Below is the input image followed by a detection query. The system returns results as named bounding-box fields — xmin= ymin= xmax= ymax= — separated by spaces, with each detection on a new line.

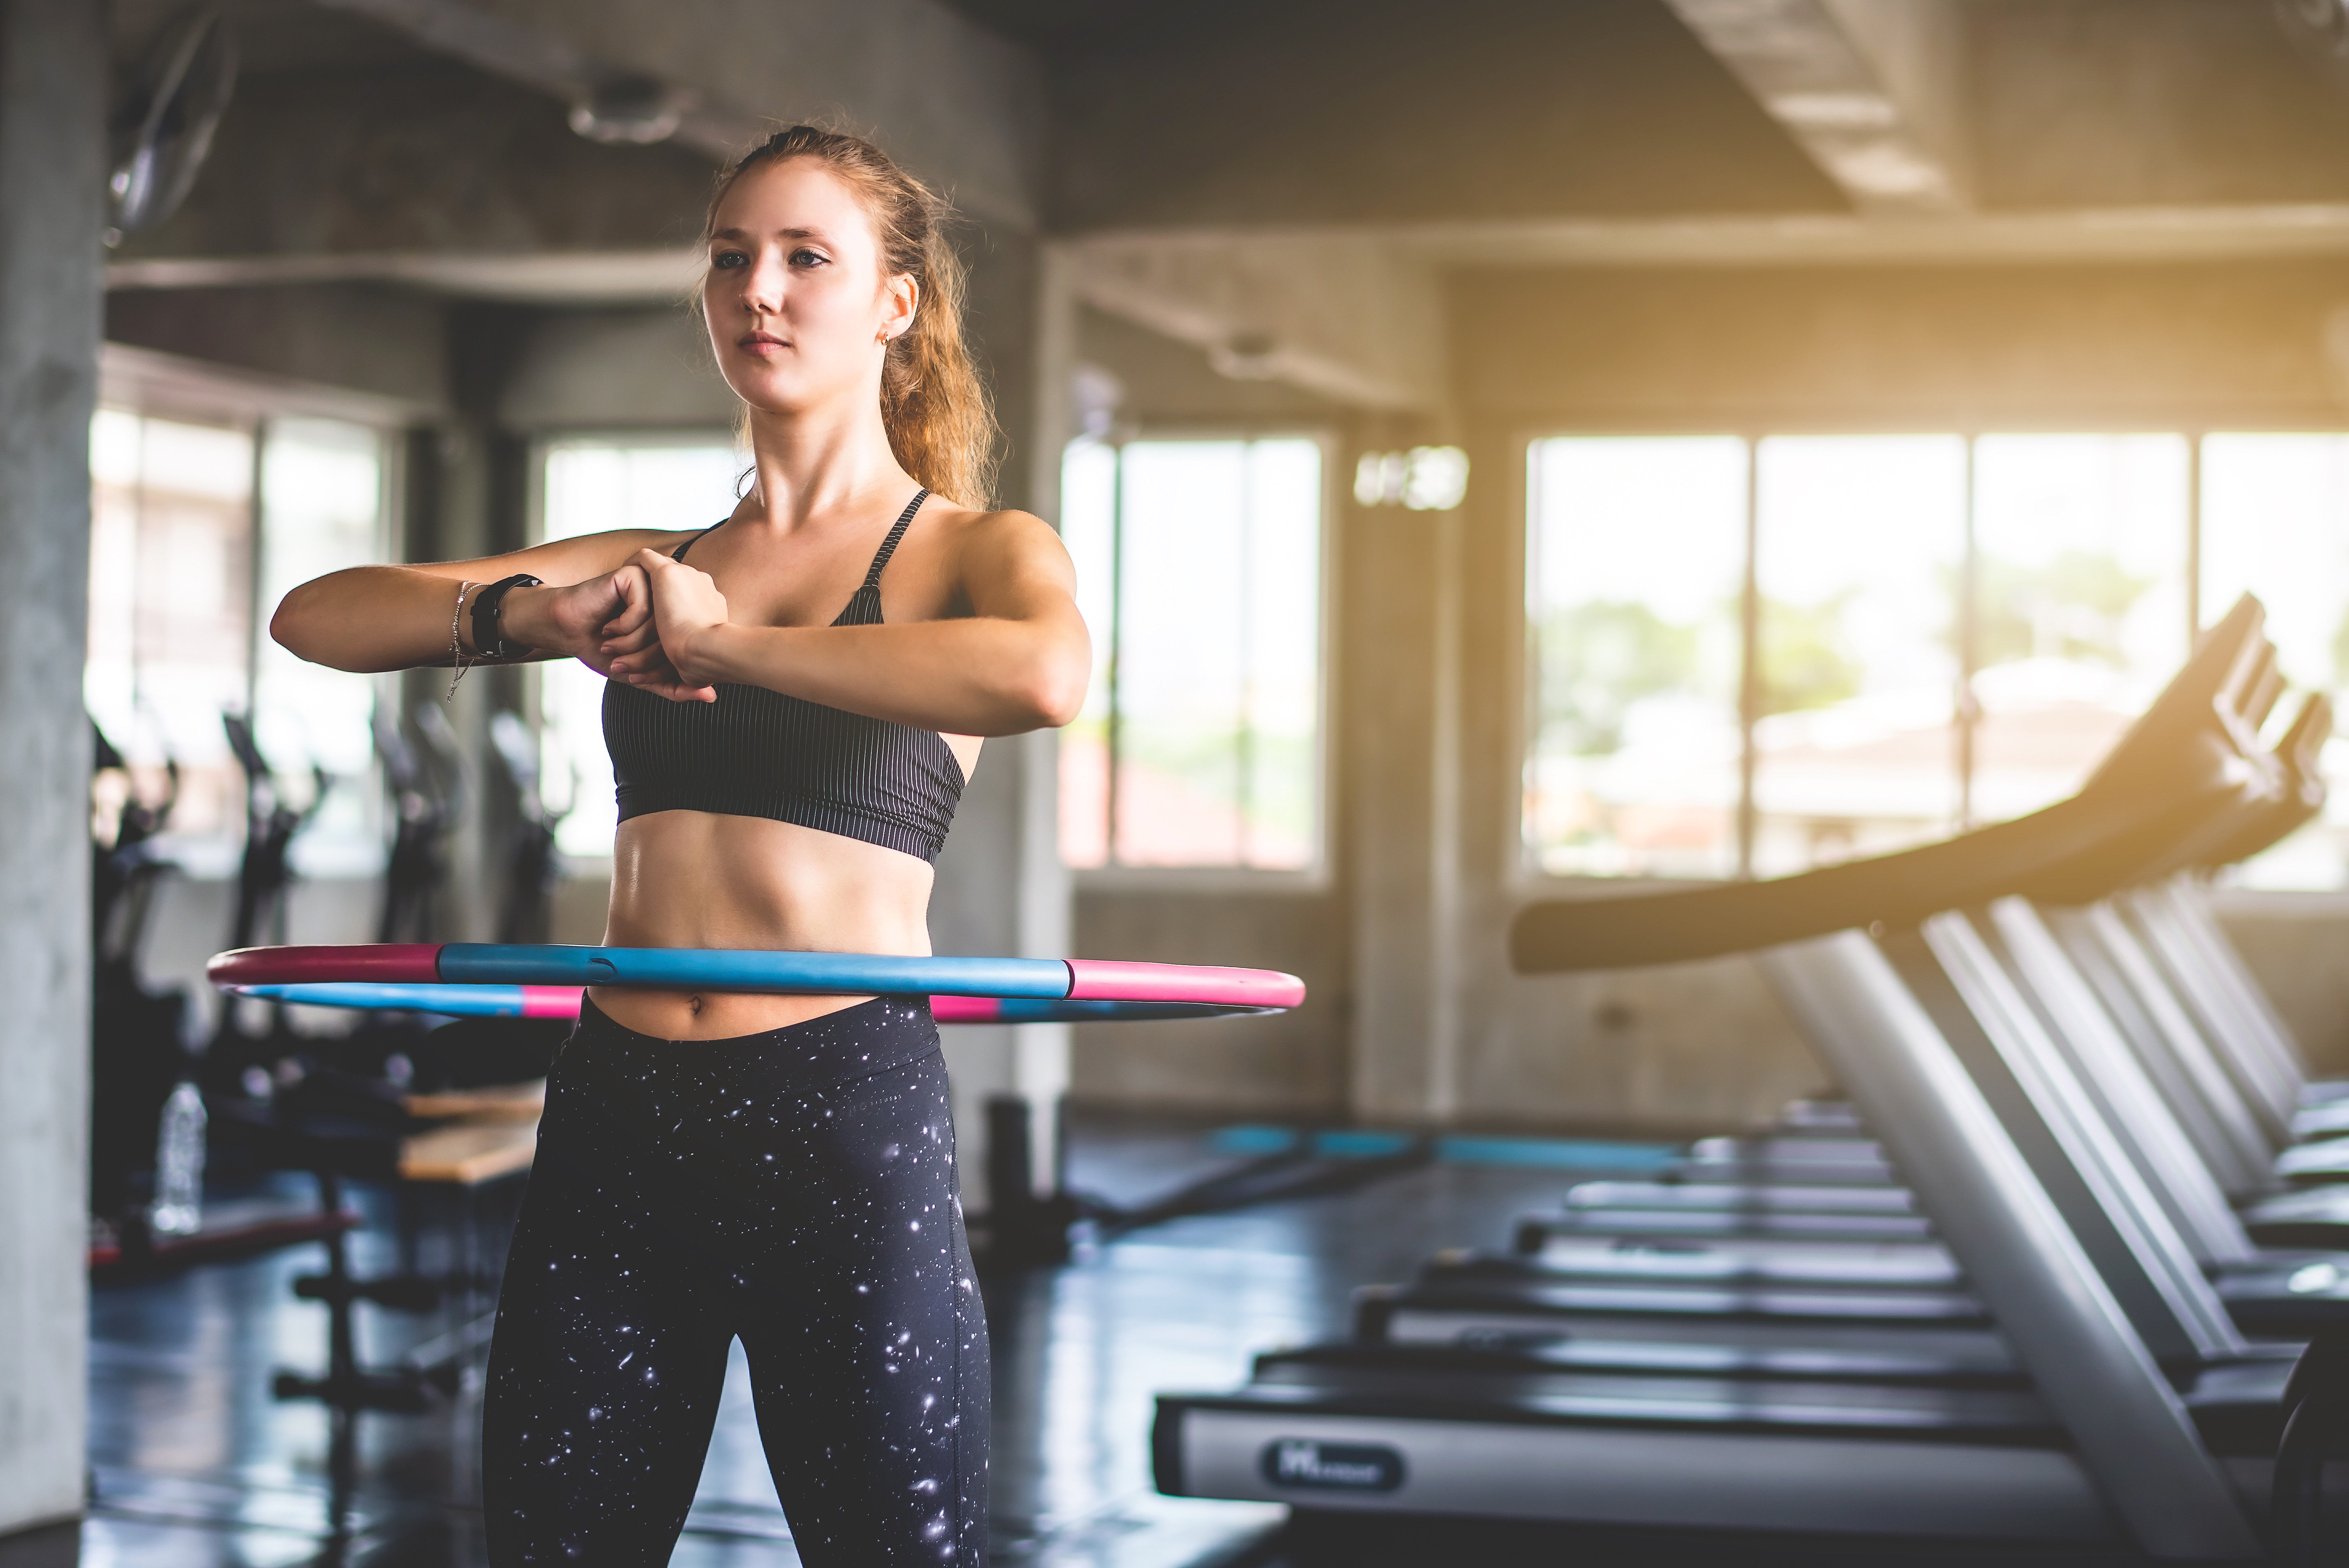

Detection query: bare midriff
xmin=591 ymin=808 xmax=945 ymax=1040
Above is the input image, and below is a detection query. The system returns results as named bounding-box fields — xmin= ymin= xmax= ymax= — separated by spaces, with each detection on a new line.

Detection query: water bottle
xmin=150 ymin=1081 xmax=207 ymax=1238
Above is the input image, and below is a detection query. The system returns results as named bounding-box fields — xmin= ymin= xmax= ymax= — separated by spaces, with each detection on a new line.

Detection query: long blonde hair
xmin=702 ymin=125 xmax=999 ymax=509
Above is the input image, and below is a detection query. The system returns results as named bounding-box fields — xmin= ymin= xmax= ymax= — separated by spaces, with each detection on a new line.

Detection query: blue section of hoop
xmin=435 ymin=944 xmax=1074 ymax=998
xmin=237 ymin=982 xmax=533 ymax=1016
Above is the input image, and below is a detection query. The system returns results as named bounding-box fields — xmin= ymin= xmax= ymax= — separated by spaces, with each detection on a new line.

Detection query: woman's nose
xmin=744 ymin=255 xmax=787 ymax=315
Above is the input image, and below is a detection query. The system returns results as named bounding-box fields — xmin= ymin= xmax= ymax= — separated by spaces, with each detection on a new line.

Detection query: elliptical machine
xmin=88 ymin=719 xmax=192 ymax=1246
xmin=207 ymin=712 xmax=332 ymax=1095
xmin=391 ymin=707 xmax=573 ymax=1090
xmin=488 ymin=708 xmax=564 ymax=946
xmin=330 ymin=702 xmax=570 ymax=1091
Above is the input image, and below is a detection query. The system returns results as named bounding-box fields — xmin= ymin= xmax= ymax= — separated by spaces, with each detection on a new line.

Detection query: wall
xmin=1455 ymin=258 xmax=2349 ymax=432
xmin=1063 ymin=253 xmax=2349 ymax=1136
xmin=2212 ymin=893 xmax=2349 ymax=1076
xmin=107 ymin=284 xmax=451 ymax=413
xmin=1434 ymin=256 xmax=2349 ymax=1135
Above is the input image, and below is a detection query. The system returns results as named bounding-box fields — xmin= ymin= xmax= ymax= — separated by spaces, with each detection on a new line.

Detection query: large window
xmin=2202 ymin=436 xmax=2349 ymax=888
xmin=536 ymin=436 xmax=745 ymax=859
xmin=89 ymin=408 xmax=388 ymax=877
xmin=1059 ymin=436 xmax=1327 ymax=873
xmin=1526 ymin=431 xmax=2345 ymax=887
xmin=1524 ymin=437 xmax=1745 ymax=879
xmin=253 ymin=418 xmax=392 ymax=876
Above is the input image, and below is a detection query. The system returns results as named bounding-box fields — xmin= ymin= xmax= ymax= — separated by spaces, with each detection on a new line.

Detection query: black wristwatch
xmin=471 ymin=574 xmax=543 ymax=659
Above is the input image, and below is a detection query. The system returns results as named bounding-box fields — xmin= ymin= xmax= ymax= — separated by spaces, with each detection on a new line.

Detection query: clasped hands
xmin=524 ymin=549 xmax=731 ymax=704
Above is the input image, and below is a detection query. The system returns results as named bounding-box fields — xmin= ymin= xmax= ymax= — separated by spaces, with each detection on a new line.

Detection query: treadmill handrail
xmin=1760 ymin=933 xmax=2262 ymax=1558
xmin=2187 ymin=691 xmax=2331 ymax=872
xmin=1512 ymin=763 xmax=2263 ymax=973
xmin=1513 ymin=598 xmax=2279 ymax=974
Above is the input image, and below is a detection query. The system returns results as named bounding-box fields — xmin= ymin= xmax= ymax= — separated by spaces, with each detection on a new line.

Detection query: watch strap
xmin=471 ymin=574 xmax=543 ymax=660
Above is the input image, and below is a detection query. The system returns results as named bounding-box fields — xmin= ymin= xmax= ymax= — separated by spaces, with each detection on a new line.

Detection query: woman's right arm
xmin=269 ymin=529 xmax=688 ymax=674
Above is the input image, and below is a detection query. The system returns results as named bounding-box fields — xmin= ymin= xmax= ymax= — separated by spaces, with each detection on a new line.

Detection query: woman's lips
xmin=738 ymin=332 xmax=789 ymax=353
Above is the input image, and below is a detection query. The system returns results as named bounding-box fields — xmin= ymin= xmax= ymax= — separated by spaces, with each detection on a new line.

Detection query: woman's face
xmin=702 ymin=158 xmax=914 ymax=417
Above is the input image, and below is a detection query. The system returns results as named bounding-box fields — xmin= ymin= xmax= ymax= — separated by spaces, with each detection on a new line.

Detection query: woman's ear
xmin=883 ymin=274 xmax=919 ymax=342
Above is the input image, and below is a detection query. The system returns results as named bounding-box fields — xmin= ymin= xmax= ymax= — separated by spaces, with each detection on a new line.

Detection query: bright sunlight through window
xmin=538 ymin=437 xmax=746 ymax=859
xmin=1060 ymin=436 xmax=1326 ymax=872
xmin=1527 ymin=431 xmax=2347 ymax=889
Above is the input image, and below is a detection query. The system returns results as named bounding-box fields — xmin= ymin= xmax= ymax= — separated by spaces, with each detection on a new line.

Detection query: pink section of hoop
xmin=207 ymin=943 xmax=444 ymax=988
xmin=1064 ymin=959 xmax=1305 ymax=1009
xmin=522 ymin=986 xmax=586 ymax=1018
xmin=929 ymin=995 xmax=1003 ymax=1023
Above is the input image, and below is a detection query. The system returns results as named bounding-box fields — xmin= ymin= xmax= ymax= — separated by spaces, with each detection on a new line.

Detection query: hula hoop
xmin=207 ymin=943 xmax=1305 ymax=1024
xmin=219 ymin=982 xmax=1275 ymax=1025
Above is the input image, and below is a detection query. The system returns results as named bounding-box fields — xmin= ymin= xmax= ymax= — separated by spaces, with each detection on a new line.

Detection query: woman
xmin=271 ymin=125 xmax=1089 ymax=1564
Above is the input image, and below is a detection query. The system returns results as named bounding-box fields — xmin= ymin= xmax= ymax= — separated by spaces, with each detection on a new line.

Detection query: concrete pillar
xmin=1344 ymin=477 xmax=1465 ymax=1126
xmin=932 ymin=727 xmax=1070 ymax=1208
xmin=0 ymin=0 xmax=106 ymax=1535
xmin=932 ymin=231 xmax=1073 ymax=1226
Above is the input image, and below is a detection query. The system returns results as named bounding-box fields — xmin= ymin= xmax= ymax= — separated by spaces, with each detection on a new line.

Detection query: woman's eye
xmin=712 ymin=251 xmax=747 ymax=270
xmin=789 ymin=249 xmax=828 ymax=268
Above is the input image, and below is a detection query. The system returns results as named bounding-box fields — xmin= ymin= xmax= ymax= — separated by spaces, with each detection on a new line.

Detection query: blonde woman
xmin=270 ymin=124 xmax=1089 ymax=1564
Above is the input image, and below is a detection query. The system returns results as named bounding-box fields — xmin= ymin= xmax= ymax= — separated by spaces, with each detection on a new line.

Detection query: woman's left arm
xmin=608 ymin=510 xmax=1092 ymax=736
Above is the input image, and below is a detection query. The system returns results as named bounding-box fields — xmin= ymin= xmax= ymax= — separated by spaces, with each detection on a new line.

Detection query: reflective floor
xmin=43 ymin=1114 xmax=1572 ymax=1568
xmin=14 ymin=1114 xmax=2161 ymax=1568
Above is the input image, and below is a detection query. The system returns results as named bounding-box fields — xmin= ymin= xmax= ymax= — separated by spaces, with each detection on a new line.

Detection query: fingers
xmin=599 ymin=565 xmax=653 ymax=632
xmin=641 ymin=678 xmax=720 ymax=704
xmin=609 ymin=651 xmax=716 ymax=703
xmin=606 ymin=645 xmax=714 ymax=701
xmin=599 ymin=619 xmax=661 ymax=658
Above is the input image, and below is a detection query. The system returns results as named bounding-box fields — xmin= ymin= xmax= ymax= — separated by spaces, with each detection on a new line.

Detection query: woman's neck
xmin=737 ymin=397 xmax=914 ymax=531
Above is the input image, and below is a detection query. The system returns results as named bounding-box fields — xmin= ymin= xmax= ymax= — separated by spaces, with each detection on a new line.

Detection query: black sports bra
xmin=601 ymin=489 xmax=966 ymax=861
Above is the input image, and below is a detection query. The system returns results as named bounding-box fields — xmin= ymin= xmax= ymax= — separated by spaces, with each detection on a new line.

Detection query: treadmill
xmin=1506 ymin=610 xmax=2349 ymax=1242
xmin=1516 ymin=697 xmax=2347 ymax=1271
xmin=1405 ymin=610 xmax=2349 ymax=1332
xmin=1154 ymin=610 xmax=2313 ymax=1551
xmin=1157 ymin=896 xmax=2289 ymax=1551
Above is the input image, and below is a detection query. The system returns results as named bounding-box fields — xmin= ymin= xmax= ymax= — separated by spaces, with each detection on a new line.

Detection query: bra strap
xmin=859 ymin=488 xmax=930 ymax=590
xmin=673 ymin=523 xmax=722 ymax=562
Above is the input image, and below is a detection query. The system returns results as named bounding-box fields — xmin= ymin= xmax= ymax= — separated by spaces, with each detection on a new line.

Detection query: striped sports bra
xmin=601 ymin=489 xmax=966 ymax=862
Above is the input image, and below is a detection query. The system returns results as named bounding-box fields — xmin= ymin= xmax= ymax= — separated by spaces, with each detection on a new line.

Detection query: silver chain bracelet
xmin=445 ymin=579 xmax=478 ymax=701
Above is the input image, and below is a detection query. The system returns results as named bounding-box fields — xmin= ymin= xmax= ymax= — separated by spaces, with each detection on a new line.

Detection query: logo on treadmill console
xmin=1260 ymin=1439 xmax=1406 ymax=1492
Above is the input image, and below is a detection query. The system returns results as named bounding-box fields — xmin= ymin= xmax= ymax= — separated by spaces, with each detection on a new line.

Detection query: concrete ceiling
xmin=101 ymin=0 xmax=2349 ymax=413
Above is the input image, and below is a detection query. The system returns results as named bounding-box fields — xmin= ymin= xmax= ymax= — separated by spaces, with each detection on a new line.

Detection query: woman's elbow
xmin=1003 ymin=651 xmax=1089 ymax=732
xmin=268 ymin=593 xmax=312 ymax=660
xmin=270 ymin=586 xmax=373 ymax=671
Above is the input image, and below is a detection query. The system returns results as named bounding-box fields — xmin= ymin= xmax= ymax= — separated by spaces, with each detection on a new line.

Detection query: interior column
xmin=930 ymin=230 xmax=1075 ymax=1256
xmin=0 ymin=0 xmax=106 ymax=1536
xmin=1345 ymin=467 xmax=1466 ymax=1126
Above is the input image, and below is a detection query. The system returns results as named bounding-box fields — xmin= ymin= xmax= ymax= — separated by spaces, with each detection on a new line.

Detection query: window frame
xmin=1064 ymin=422 xmax=1340 ymax=893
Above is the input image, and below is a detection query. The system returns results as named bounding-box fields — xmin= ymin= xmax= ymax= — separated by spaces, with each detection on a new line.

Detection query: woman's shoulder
xmin=924 ymin=499 xmax=1056 ymax=550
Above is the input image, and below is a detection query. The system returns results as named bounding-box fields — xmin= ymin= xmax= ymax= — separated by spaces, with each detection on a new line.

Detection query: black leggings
xmin=482 ymin=997 xmax=988 ymax=1565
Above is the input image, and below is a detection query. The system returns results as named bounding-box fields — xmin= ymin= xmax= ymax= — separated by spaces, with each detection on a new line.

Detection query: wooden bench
xmin=398 ymin=1116 xmax=539 ymax=1184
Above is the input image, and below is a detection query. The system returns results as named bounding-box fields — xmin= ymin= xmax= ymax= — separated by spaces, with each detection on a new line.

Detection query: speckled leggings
xmin=482 ymin=997 xmax=988 ymax=1565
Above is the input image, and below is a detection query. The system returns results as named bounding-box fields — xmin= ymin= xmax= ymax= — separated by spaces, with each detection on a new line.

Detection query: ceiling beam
xmin=1066 ymin=235 xmax=1445 ymax=411
xmin=307 ymin=0 xmax=766 ymax=162
xmin=306 ymin=0 xmax=1044 ymax=228
xmin=1663 ymin=0 xmax=1970 ymax=214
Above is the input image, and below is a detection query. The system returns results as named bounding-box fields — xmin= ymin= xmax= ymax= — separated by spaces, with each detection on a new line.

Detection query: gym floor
xmin=11 ymin=1114 xmax=2165 ymax=1568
